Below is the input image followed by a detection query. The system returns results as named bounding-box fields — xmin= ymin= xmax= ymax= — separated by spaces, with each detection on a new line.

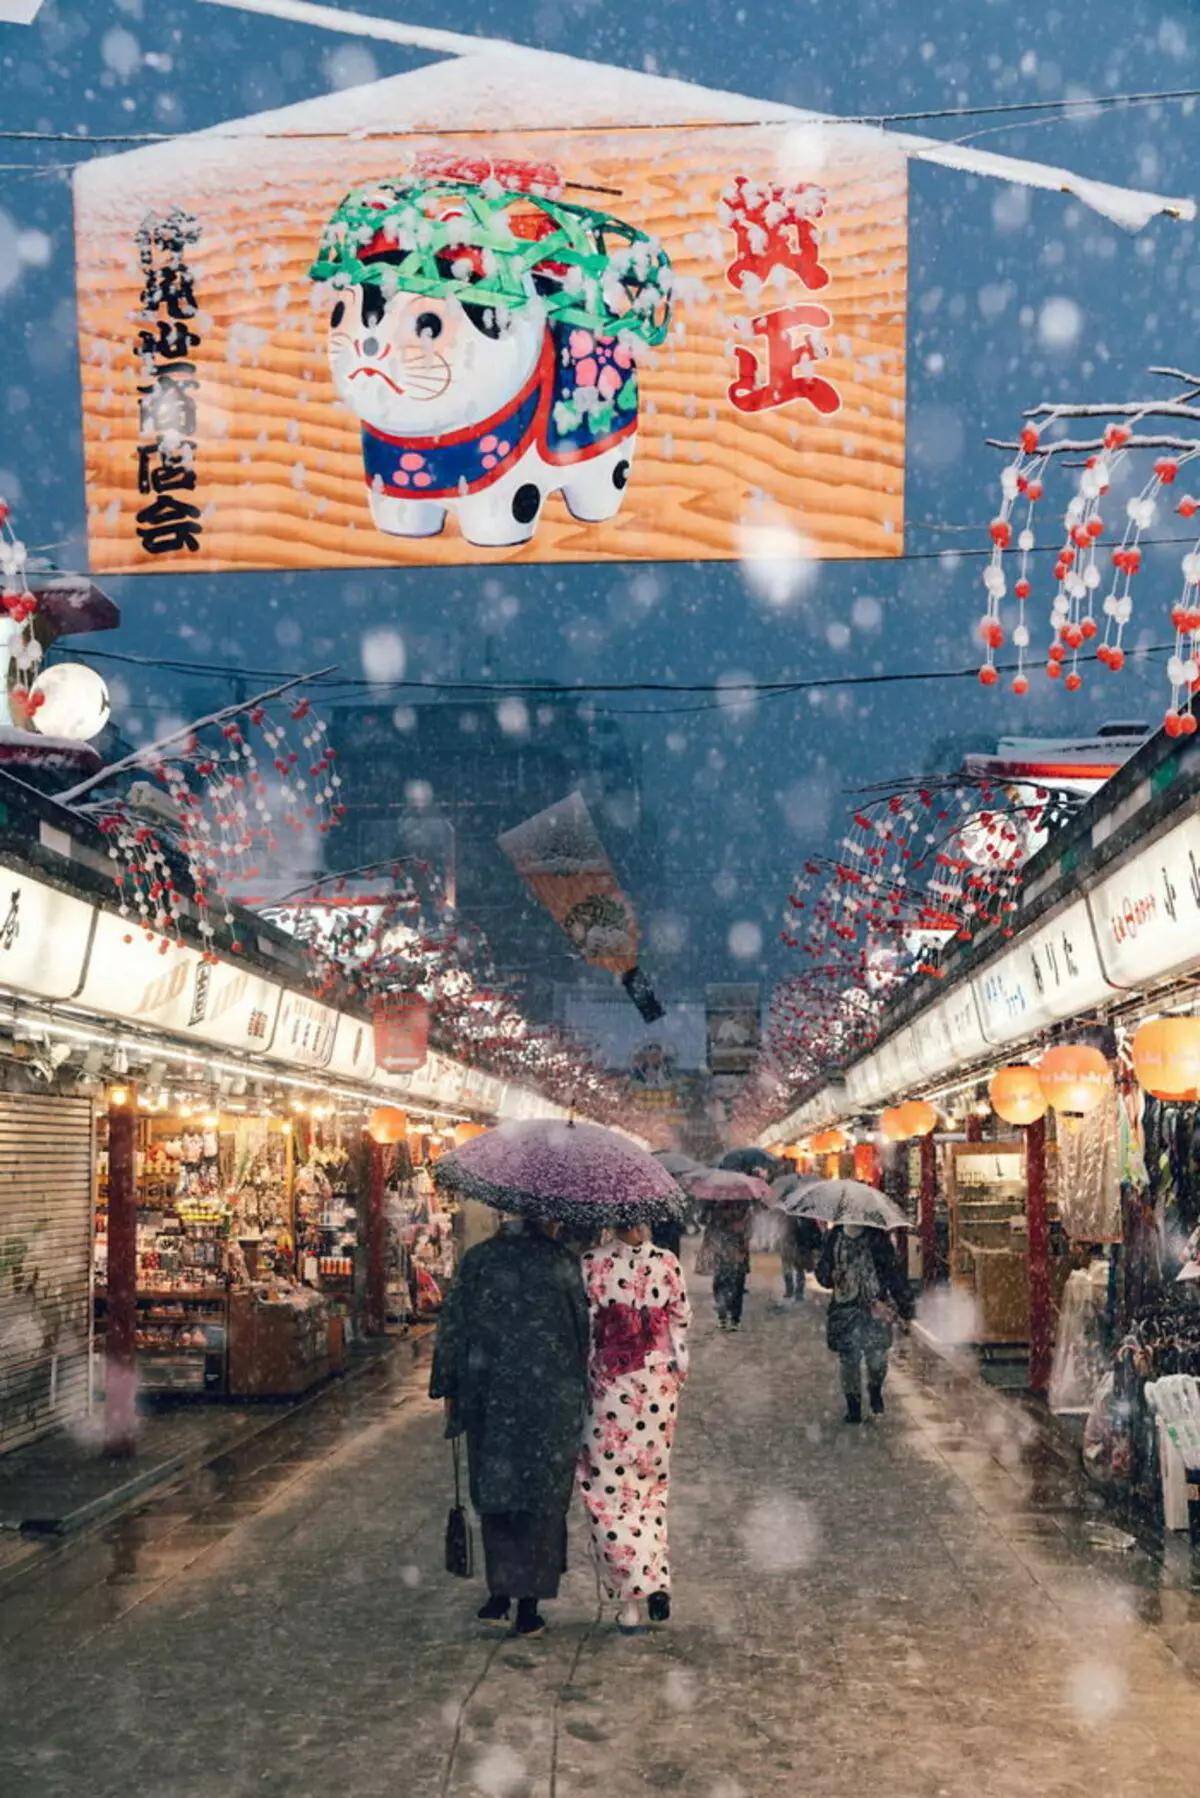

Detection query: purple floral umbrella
xmin=433 ymin=1118 xmax=685 ymax=1228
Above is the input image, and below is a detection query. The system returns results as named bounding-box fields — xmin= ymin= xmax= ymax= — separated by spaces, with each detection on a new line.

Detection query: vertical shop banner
xmin=705 ymin=984 xmax=761 ymax=1076
xmin=74 ymin=118 xmax=906 ymax=573
xmin=498 ymin=791 xmax=663 ymax=1020
xmin=373 ymin=993 xmax=431 ymax=1073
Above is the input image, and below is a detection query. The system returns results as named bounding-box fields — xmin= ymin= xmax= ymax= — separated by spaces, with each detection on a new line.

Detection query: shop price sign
xmin=82 ymin=911 xmax=281 ymax=1052
xmin=1088 ymin=813 xmax=1200 ymax=990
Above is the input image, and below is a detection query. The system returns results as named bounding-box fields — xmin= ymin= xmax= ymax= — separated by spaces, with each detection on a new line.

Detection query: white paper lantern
xmin=29 ymin=663 xmax=110 ymax=740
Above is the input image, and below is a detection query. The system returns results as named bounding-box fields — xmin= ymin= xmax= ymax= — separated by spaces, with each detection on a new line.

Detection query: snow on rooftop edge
xmin=72 ymin=37 xmax=1195 ymax=229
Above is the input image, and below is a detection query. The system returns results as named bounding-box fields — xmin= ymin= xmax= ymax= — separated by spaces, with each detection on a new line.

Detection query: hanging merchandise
xmin=1055 ymin=1088 xmax=1122 ymax=1243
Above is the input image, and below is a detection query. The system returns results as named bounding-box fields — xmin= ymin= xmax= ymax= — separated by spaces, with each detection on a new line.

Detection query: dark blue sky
xmin=1 ymin=0 xmax=1197 ymax=1031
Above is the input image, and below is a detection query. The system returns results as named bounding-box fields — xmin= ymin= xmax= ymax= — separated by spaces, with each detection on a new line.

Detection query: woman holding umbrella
xmin=688 ymin=1168 xmax=768 ymax=1332
xmin=808 ymin=1180 xmax=914 ymax=1422
xmin=431 ymin=1120 xmax=684 ymax=1637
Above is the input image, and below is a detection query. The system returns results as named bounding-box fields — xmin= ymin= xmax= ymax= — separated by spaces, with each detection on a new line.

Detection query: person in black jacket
xmin=430 ymin=1217 xmax=589 ymax=1637
xmin=780 ymin=1214 xmax=822 ymax=1302
xmin=815 ymin=1225 xmax=914 ymax=1423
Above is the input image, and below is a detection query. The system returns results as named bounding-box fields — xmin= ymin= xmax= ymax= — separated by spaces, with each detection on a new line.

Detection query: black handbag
xmin=445 ymin=1437 xmax=474 ymax=1579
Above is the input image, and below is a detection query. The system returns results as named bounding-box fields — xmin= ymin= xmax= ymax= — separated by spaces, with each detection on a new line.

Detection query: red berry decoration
xmin=1086 ymin=516 xmax=1104 ymax=538
xmin=1108 ymin=647 xmax=1125 ymax=672
xmin=1025 ymin=479 xmax=1043 ymax=502
xmin=1080 ymin=617 xmax=1098 ymax=640
xmin=1155 ymin=459 xmax=1179 ymax=484
xmin=1165 ymin=711 xmax=1184 ymax=738
xmin=978 ymin=665 xmax=999 ymax=687
xmin=1178 ymin=496 xmax=1198 ymax=519
xmin=990 ymin=518 xmax=1012 ymax=548
xmin=1048 ymin=641 xmax=1066 ymax=663
xmin=1014 ymin=578 xmax=1031 ymax=601
xmin=1020 ymin=426 xmax=1040 ymax=453
xmin=1065 ymin=671 xmax=1082 ymax=692
xmin=1047 ymin=661 xmax=1063 ymax=680
xmin=1012 ymin=675 xmax=1029 ymax=696
xmin=1183 ymin=713 xmax=1199 ymax=736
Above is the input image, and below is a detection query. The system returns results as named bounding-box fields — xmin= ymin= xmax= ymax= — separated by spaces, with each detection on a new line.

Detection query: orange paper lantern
xmin=1131 ymin=1018 xmax=1200 ymax=1101
xmin=367 ymin=1105 xmax=408 ymax=1145
xmin=880 ymin=1105 xmax=910 ymax=1143
xmin=988 ymin=1065 xmax=1047 ymax=1127
xmin=1038 ymin=1045 xmax=1111 ymax=1118
xmin=810 ymin=1128 xmax=849 ymax=1155
xmin=898 ymin=1100 xmax=938 ymax=1138
xmin=453 ymin=1121 xmax=488 ymax=1147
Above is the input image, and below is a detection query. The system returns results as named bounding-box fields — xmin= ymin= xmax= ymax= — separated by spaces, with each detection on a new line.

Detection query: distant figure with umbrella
xmin=770 ymin=1171 xmax=823 ymax=1303
xmin=432 ymin=1120 xmax=684 ymax=1637
xmin=578 ymin=1221 xmax=691 ymax=1632
xmin=687 ymin=1169 xmax=767 ymax=1332
xmin=783 ymin=1178 xmax=914 ymax=1422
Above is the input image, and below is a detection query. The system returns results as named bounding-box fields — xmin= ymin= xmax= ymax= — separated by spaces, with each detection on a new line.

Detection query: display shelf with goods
xmin=384 ymin=1138 xmax=457 ymax=1328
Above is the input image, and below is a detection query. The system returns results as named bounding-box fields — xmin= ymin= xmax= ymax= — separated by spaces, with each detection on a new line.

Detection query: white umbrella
xmin=780 ymin=1178 xmax=909 ymax=1232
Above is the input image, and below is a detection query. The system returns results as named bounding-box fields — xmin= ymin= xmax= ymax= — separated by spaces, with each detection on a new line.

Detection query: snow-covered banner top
xmin=74 ymin=108 xmax=907 ymax=572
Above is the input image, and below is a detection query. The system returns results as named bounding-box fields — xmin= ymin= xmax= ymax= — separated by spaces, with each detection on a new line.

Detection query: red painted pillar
xmin=1026 ymin=1115 xmax=1051 ymax=1396
xmin=919 ymin=1131 xmax=937 ymax=1289
xmin=965 ymin=1113 xmax=983 ymax=1143
xmin=366 ymin=1139 xmax=387 ymax=1336
xmin=105 ymin=1090 xmax=138 ymax=1457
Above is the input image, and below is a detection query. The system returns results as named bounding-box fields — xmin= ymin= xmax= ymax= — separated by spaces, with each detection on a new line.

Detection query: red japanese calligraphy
xmin=720 ymin=176 xmax=830 ymax=294
xmin=728 ymin=305 xmax=841 ymax=416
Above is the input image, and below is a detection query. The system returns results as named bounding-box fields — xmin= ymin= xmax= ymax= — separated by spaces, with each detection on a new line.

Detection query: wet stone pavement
xmin=5 ymin=1264 xmax=1200 ymax=1797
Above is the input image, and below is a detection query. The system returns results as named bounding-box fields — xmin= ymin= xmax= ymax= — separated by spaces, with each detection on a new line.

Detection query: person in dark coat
xmin=699 ymin=1199 xmax=752 ymax=1331
xmin=430 ymin=1217 xmax=589 ymax=1637
xmin=779 ymin=1214 xmax=822 ymax=1302
xmin=815 ymin=1225 xmax=914 ymax=1422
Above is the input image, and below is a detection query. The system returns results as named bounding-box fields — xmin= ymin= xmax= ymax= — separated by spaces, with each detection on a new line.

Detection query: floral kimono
xmin=577 ymin=1240 xmax=691 ymax=1603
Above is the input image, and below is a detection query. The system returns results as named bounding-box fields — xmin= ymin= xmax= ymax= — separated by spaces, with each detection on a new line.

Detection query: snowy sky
xmin=0 ymin=0 xmax=1197 ymax=1045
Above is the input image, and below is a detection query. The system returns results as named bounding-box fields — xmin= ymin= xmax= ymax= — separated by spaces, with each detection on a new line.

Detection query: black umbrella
xmin=721 ymin=1147 xmax=786 ymax=1179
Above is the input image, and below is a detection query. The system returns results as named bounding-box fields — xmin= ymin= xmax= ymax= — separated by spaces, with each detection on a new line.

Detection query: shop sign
xmin=909 ymin=1005 xmax=955 ymax=1080
xmin=372 ymin=993 xmax=430 ymax=1073
xmin=941 ymin=984 xmax=988 ymax=1064
xmin=1088 ymin=813 xmax=1200 ymax=990
xmin=328 ymin=1013 xmax=376 ymax=1083
xmin=974 ymin=898 xmax=1109 ymax=1045
xmin=81 ymin=911 xmax=280 ymax=1052
xmin=0 ymin=865 xmax=93 ymax=1001
xmin=272 ymin=990 xmax=338 ymax=1069
xmin=75 ymin=115 xmax=906 ymax=575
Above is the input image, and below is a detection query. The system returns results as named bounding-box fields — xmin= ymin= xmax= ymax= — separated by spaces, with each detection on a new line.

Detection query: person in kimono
xmin=577 ymin=1225 xmax=692 ymax=1632
xmin=430 ymin=1215 xmax=589 ymax=1638
xmin=816 ymin=1224 xmax=913 ymax=1423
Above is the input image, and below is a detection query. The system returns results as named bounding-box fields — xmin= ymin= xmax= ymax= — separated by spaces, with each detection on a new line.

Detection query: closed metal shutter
xmin=0 ymin=1093 xmax=95 ymax=1455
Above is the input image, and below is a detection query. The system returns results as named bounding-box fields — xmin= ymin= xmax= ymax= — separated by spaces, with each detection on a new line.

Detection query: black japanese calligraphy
xmin=134 ymin=209 xmax=203 ymax=555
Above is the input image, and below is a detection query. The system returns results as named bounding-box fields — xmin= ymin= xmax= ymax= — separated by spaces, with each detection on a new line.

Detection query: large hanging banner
xmin=73 ymin=124 xmax=907 ymax=572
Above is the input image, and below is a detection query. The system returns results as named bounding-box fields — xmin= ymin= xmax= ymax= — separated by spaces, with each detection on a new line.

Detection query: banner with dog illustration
xmin=73 ymin=124 xmax=907 ymax=572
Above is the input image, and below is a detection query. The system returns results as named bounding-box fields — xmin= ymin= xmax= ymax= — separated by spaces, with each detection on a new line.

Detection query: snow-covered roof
xmin=186 ymin=0 xmax=1195 ymax=231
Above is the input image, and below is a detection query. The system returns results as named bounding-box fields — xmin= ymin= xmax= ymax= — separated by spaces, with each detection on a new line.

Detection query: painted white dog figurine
xmin=324 ymin=271 xmax=641 ymax=550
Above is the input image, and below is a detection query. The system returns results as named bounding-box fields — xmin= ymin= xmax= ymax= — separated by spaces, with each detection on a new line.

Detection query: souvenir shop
xmin=0 ymin=844 xmax=558 ymax=1456
xmin=759 ymin=732 xmax=1200 ymax=1528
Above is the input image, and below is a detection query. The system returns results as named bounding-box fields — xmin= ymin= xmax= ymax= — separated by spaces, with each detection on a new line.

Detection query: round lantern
xmin=898 ymin=1100 xmax=938 ymax=1138
xmin=29 ymin=663 xmax=111 ymax=741
xmin=1038 ymin=1045 xmax=1111 ymax=1120
xmin=1131 ymin=1017 xmax=1200 ymax=1101
xmin=367 ymin=1105 xmax=408 ymax=1145
xmin=453 ymin=1121 xmax=488 ymax=1147
xmin=811 ymin=1128 xmax=848 ymax=1155
xmin=880 ymin=1105 xmax=910 ymax=1143
xmin=988 ymin=1064 xmax=1047 ymax=1127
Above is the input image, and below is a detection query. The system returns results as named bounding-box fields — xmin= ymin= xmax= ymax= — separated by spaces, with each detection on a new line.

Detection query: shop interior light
xmin=201 ymin=1112 xmax=220 ymax=1128
xmin=108 ymin=1085 xmax=130 ymax=1107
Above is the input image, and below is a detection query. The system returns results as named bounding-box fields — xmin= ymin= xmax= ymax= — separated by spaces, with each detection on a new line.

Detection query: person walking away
xmin=577 ymin=1226 xmax=691 ymax=1632
xmin=700 ymin=1199 xmax=752 ymax=1331
xmin=815 ymin=1224 xmax=913 ymax=1422
xmin=780 ymin=1213 xmax=822 ymax=1302
xmin=651 ymin=1213 xmax=683 ymax=1259
xmin=430 ymin=1216 xmax=589 ymax=1637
